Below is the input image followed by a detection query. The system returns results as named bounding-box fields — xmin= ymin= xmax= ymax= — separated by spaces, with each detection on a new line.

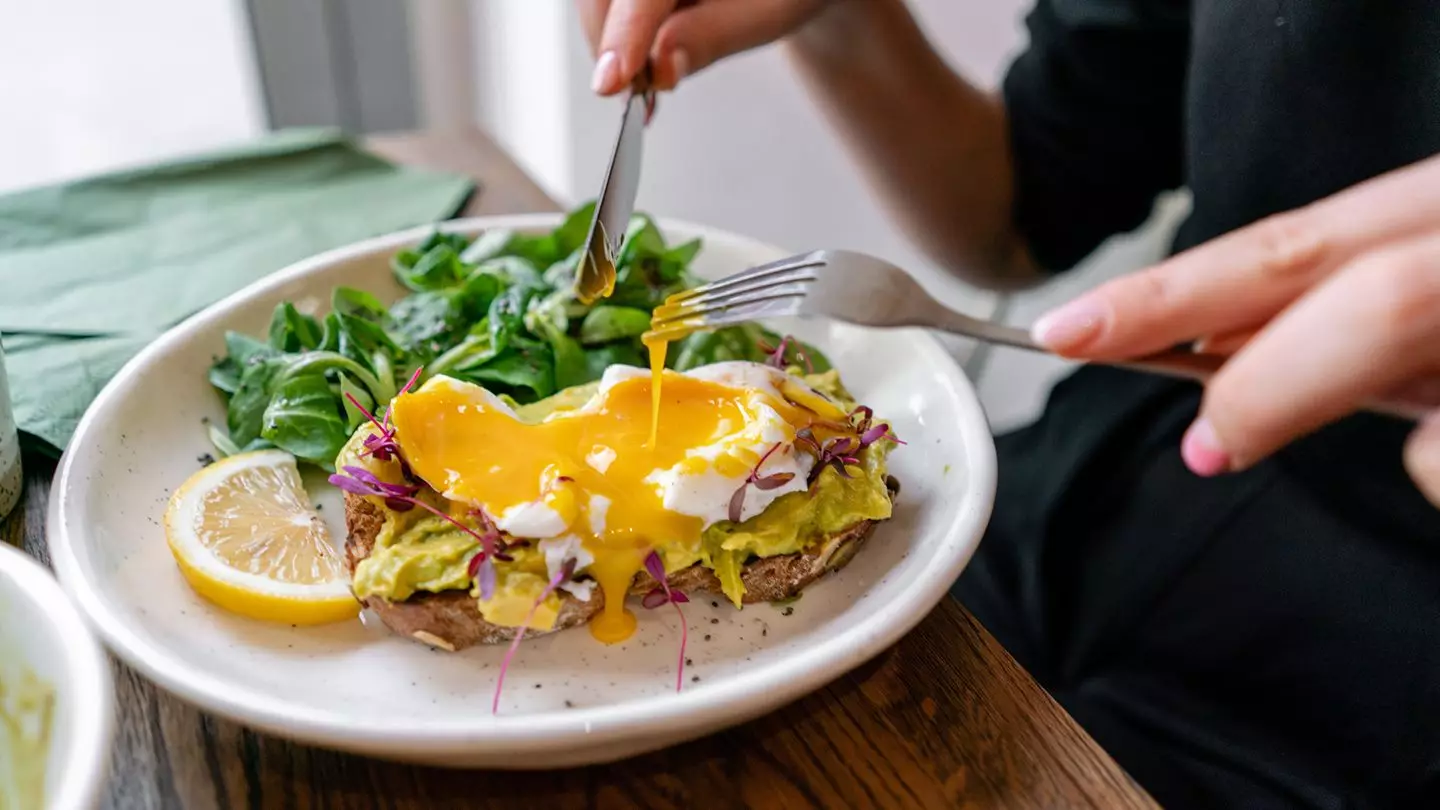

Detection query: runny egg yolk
xmin=389 ymin=372 xmax=820 ymax=644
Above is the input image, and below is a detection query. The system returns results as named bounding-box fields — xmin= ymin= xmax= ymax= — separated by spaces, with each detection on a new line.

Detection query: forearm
xmin=786 ymin=0 xmax=1040 ymax=290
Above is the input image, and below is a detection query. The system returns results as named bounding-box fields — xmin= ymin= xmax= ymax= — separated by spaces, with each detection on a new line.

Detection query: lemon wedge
xmin=165 ymin=449 xmax=357 ymax=625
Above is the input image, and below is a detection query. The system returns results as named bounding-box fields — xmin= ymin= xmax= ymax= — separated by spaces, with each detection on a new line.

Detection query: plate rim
xmin=46 ymin=213 xmax=996 ymax=757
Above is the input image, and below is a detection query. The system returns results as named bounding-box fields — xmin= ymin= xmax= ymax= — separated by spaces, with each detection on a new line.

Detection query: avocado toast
xmin=333 ymin=360 xmax=901 ymax=655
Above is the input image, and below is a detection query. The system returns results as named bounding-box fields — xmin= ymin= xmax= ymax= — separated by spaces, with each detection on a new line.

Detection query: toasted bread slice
xmin=343 ymin=475 xmax=899 ymax=651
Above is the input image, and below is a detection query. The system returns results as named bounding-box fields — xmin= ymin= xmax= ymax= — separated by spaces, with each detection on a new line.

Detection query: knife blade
xmin=575 ymin=70 xmax=655 ymax=304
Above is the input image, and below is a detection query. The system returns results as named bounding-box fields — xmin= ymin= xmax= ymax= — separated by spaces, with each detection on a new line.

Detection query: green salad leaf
xmin=204 ymin=203 xmax=832 ymax=467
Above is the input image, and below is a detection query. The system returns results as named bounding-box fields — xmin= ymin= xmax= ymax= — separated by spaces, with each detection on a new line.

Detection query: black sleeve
xmin=1004 ymin=0 xmax=1191 ymax=272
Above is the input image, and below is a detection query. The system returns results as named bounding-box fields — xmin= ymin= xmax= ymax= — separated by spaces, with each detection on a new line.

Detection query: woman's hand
xmin=1030 ymin=153 xmax=1440 ymax=505
xmin=576 ymin=0 xmax=828 ymax=95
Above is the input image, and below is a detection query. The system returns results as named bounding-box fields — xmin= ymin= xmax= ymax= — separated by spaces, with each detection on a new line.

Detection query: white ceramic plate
xmin=0 ymin=542 xmax=114 ymax=808
xmin=47 ymin=215 xmax=995 ymax=768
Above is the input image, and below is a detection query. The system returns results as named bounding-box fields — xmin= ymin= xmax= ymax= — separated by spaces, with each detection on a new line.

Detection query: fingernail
xmin=670 ymin=47 xmax=691 ymax=83
xmin=1031 ymin=299 xmax=1105 ymax=352
xmin=1181 ymin=418 xmax=1231 ymax=477
xmin=592 ymin=51 xmax=619 ymax=94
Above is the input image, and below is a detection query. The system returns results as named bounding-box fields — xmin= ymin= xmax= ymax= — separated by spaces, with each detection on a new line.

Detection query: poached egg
xmin=389 ymin=362 xmax=847 ymax=643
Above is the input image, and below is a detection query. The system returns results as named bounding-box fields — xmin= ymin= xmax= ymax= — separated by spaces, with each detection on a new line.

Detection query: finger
xmin=648 ymin=0 xmax=824 ymax=89
xmin=1404 ymin=413 xmax=1440 ymax=507
xmin=593 ymin=0 xmax=677 ymax=95
xmin=1033 ymin=153 xmax=1440 ymax=359
xmin=576 ymin=0 xmax=612 ymax=55
xmin=1181 ymin=233 xmax=1440 ymax=475
xmin=1193 ymin=327 xmax=1258 ymax=356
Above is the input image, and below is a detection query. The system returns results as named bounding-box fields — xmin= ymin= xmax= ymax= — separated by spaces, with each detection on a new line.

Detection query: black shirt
xmin=965 ymin=1 xmax=1440 ymax=807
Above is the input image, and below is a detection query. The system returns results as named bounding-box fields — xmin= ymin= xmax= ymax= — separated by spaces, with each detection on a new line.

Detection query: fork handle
xmin=928 ymin=313 xmax=1426 ymax=421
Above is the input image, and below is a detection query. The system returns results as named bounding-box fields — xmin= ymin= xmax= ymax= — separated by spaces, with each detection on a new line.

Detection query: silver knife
xmin=576 ymin=67 xmax=655 ymax=304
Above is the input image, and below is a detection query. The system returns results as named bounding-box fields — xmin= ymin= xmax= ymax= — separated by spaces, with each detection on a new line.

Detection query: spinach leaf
xmin=332 ymin=287 xmax=388 ymax=321
xmin=261 ymin=374 xmax=350 ymax=468
xmin=426 ymin=324 xmax=497 ymax=379
xmin=584 ymin=341 xmax=645 ymax=380
xmin=529 ymin=299 xmax=588 ymax=391
xmin=208 ymin=358 xmax=243 ymax=396
xmin=227 ymin=358 xmax=285 ymax=447
xmin=268 ymin=302 xmax=323 ymax=352
xmin=394 ymin=243 xmax=467 ymax=291
xmin=226 ymin=331 xmax=278 ymax=368
xmin=579 ymin=306 xmax=650 ymax=344
xmin=554 ymin=202 xmax=596 ymax=255
xmin=472 ymin=256 xmax=541 ymax=289
xmin=454 ymin=344 xmax=554 ymax=402
xmin=616 ymin=214 xmax=667 ymax=266
xmin=387 ymin=291 xmax=463 ymax=352
xmin=338 ymin=373 xmax=374 ymax=431
xmin=211 ymin=332 xmax=280 ymax=398
xmin=487 ymin=284 xmax=541 ymax=355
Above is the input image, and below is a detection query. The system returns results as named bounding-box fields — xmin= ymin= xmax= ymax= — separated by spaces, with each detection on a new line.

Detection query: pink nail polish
xmin=1031 ymin=299 xmax=1105 ymax=353
xmin=592 ymin=51 xmax=619 ymax=94
xmin=1181 ymin=418 xmax=1231 ymax=477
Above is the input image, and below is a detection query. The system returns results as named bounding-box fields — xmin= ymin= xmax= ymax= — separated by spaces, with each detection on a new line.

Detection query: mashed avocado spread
xmin=342 ymin=368 xmax=894 ymax=623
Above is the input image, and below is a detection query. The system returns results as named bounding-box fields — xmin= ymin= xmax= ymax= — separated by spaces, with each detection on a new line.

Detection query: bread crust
xmin=344 ymin=476 xmax=899 ymax=651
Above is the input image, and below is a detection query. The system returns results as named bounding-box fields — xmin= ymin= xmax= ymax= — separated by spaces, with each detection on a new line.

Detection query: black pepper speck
xmin=709 ymin=618 xmax=719 ymax=625
xmin=703 ymin=634 xmax=711 ymax=641
xmin=711 ymin=601 xmax=719 ymax=608
xmin=781 ymin=607 xmax=794 ymax=617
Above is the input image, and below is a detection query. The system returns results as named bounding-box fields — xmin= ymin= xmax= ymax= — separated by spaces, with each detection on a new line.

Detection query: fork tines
xmin=651 ymin=251 xmax=825 ymax=329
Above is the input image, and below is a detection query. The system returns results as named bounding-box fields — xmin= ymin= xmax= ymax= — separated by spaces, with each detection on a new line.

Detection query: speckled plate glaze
xmin=46 ymin=215 xmax=996 ymax=768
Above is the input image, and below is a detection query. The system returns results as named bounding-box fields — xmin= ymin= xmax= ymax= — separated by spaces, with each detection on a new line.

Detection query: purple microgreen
xmin=757 ymin=334 xmax=815 ymax=373
xmin=493 ymin=557 xmax=579 ymax=714
xmin=476 ymin=556 xmax=498 ymax=601
xmin=727 ymin=486 xmax=748 ymax=525
xmin=752 ymin=472 xmax=795 ymax=491
xmin=859 ymin=424 xmax=891 ymax=448
xmin=727 ymin=442 xmax=792 ymax=523
xmin=348 ymin=365 xmax=425 ymax=462
xmin=330 ymin=465 xmax=507 ymax=597
xmin=639 ymin=550 xmax=690 ymax=692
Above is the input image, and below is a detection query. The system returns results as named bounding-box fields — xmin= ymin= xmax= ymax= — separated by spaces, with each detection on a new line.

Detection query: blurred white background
xmin=0 ymin=0 xmax=1187 ymax=430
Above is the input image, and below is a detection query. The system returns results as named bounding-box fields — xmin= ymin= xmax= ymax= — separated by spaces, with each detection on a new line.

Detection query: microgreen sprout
xmin=493 ymin=557 xmax=579 ymax=714
xmin=344 ymin=365 xmax=424 ymax=462
xmin=727 ymin=443 xmax=796 ymax=523
xmin=794 ymin=428 xmax=860 ymax=486
xmin=328 ymin=465 xmax=508 ymax=600
xmin=849 ymin=405 xmax=905 ymax=447
xmin=640 ymin=550 xmax=690 ymax=692
xmin=757 ymin=335 xmax=814 ymax=373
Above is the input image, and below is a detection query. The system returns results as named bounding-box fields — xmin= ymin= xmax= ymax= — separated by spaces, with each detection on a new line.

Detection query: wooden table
xmin=1 ymin=128 xmax=1157 ymax=810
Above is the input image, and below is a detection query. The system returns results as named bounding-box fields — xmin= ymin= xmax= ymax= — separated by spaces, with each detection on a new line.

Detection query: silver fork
xmin=652 ymin=249 xmax=1421 ymax=419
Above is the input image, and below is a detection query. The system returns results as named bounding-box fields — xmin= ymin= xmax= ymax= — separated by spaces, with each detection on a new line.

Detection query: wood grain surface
xmin=1 ymin=128 xmax=1156 ymax=810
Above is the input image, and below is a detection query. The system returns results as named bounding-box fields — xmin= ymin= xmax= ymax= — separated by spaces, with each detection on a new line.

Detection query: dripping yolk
xmin=389 ymin=373 xmax=818 ymax=643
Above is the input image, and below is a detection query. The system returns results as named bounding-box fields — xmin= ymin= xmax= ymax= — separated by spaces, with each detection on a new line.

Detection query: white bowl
xmin=0 ymin=542 xmax=113 ymax=808
xmin=46 ymin=215 xmax=996 ymax=767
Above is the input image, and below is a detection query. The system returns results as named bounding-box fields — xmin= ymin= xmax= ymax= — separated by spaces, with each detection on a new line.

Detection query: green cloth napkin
xmin=0 ymin=128 xmax=474 ymax=456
